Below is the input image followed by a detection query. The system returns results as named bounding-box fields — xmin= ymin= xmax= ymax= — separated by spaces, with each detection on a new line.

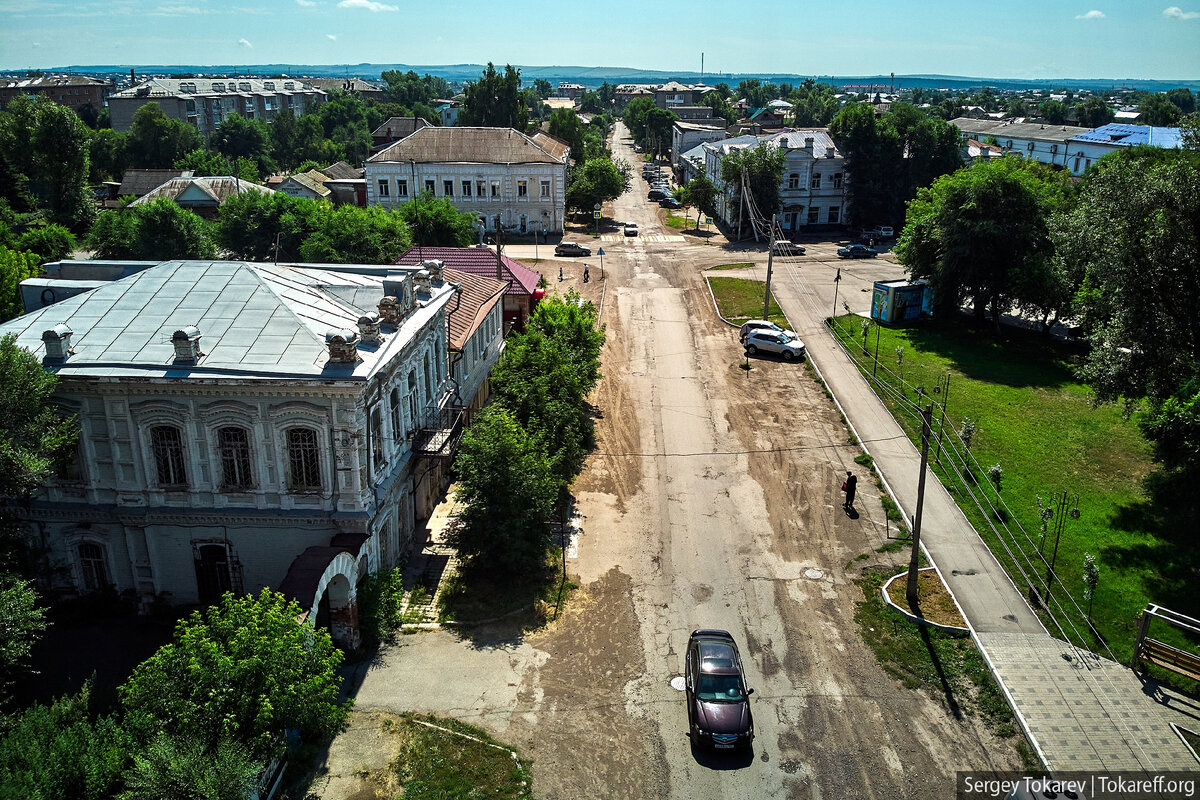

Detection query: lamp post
xmin=1042 ymin=491 xmax=1080 ymax=599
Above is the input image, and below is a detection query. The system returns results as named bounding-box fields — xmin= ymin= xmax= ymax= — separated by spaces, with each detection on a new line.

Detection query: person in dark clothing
xmin=843 ymin=471 xmax=858 ymax=509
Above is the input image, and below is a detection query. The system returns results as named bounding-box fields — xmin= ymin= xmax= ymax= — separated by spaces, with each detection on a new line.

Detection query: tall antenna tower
xmin=701 ymin=52 xmax=704 ymax=80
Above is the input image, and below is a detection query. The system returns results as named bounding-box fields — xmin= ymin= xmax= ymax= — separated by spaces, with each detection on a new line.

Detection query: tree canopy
xmin=86 ymin=197 xmax=216 ymax=261
xmin=460 ymin=63 xmax=527 ymax=130
xmin=127 ymin=103 xmax=203 ymax=170
xmin=396 ymin=190 xmax=478 ymax=247
xmin=0 ymin=96 xmax=96 ymax=230
xmin=681 ymin=169 xmax=718 ymax=229
xmin=719 ymin=143 xmax=786 ymax=238
xmin=896 ymin=156 xmax=1071 ymax=332
xmin=120 ymin=589 xmax=350 ymax=757
xmin=566 ymin=157 xmax=630 ymax=214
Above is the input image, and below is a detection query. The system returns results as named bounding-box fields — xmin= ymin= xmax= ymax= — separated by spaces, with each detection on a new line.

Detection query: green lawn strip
xmin=707 ymin=262 xmax=754 ymax=272
xmin=854 ymin=569 xmax=1036 ymax=767
xmin=388 ymin=712 xmax=533 ymax=800
xmin=706 ymin=276 xmax=789 ymax=330
xmin=830 ymin=315 xmax=1198 ymax=664
xmin=664 ymin=213 xmax=687 ymax=229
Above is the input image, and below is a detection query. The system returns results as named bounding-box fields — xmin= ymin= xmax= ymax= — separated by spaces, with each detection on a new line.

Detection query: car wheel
xmin=746 ymin=345 xmax=758 ymax=355
xmin=782 ymin=350 xmax=795 ymax=362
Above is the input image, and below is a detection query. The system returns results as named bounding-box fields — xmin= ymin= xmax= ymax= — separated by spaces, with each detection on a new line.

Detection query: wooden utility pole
xmin=763 ymin=247 xmax=774 ymax=321
xmin=906 ymin=404 xmax=934 ymax=608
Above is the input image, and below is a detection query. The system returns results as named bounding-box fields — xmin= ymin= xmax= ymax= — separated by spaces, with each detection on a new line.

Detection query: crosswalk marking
xmin=599 ymin=234 xmax=686 ymax=243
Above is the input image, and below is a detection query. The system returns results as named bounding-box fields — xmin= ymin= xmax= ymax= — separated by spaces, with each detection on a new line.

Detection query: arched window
xmin=217 ymin=426 xmax=253 ymax=490
xmin=286 ymin=428 xmax=322 ymax=491
xmin=390 ymin=388 xmax=402 ymax=440
xmin=150 ymin=425 xmax=188 ymax=488
xmin=787 ymin=173 xmax=800 ymax=189
xmin=78 ymin=542 xmax=109 ymax=592
xmin=370 ymin=407 xmax=385 ymax=471
xmin=423 ymin=352 xmax=432 ymax=405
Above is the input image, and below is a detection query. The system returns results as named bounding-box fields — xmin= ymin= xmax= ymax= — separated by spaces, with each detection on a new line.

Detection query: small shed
xmin=871 ymin=280 xmax=929 ymax=324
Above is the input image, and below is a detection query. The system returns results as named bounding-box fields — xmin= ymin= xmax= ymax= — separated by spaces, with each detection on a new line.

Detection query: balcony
xmin=413 ymin=404 xmax=465 ymax=459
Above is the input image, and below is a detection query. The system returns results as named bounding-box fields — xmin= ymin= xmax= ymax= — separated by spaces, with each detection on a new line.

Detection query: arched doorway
xmin=280 ymin=548 xmax=361 ymax=650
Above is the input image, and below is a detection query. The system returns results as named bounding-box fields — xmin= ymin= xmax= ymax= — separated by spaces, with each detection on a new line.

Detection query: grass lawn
xmin=708 ymin=262 xmax=754 ymax=272
xmin=664 ymin=212 xmax=687 ymax=229
xmin=830 ymin=315 xmax=1200 ymax=667
xmin=854 ymin=568 xmax=1039 ymax=769
xmin=387 ymin=712 xmax=533 ymax=800
xmin=705 ymin=276 xmax=789 ymax=331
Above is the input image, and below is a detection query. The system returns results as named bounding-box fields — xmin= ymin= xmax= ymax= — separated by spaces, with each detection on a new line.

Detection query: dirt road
xmin=335 ymin=122 xmax=1020 ymax=799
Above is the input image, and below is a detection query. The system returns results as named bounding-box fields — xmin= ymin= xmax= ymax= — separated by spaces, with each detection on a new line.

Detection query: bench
xmin=1136 ymin=637 xmax=1200 ymax=683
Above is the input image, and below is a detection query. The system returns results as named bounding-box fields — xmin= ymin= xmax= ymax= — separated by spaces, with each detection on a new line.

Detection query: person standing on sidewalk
xmin=842 ymin=471 xmax=857 ymax=509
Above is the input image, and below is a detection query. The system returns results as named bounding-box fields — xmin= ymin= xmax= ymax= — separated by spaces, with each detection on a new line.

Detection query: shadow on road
xmin=690 ymin=738 xmax=756 ymax=770
xmin=919 ymin=624 xmax=964 ymax=720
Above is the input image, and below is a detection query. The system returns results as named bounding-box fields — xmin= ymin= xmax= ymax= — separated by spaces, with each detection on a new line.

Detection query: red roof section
xmin=396 ymin=246 xmax=541 ymax=298
xmin=443 ymin=267 xmax=508 ymax=350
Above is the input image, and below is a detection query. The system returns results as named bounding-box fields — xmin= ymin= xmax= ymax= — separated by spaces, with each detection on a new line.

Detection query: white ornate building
xmin=364 ymin=127 xmax=570 ymax=234
xmin=704 ymin=130 xmax=848 ymax=233
xmin=0 ymin=259 xmax=491 ymax=648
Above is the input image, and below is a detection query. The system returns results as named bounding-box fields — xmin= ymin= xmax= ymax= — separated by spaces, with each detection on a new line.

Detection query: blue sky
xmin=2 ymin=0 xmax=1198 ymax=80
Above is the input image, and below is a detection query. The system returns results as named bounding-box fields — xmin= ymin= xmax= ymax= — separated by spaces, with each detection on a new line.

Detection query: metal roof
xmin=368 ymin=127 xmax=568 ymax=165
xmin=0 ymin=260 xmax=455 ymax=381
xmin=1067 ymin=123 xmax=1182 ymax=149
xmin=395 ymin=246 xmax=541 ymax=297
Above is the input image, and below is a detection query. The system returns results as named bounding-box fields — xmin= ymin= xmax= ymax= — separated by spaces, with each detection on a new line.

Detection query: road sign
xmin=593 ymin=211 xmax=601 ymax=219
xmin=705 ymin=216 xmax=713 ymax=225
xmin=597 ymin=248 xmax=605 ymax=255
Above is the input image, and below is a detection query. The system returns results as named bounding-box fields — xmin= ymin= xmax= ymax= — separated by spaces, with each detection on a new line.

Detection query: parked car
xmin=770 ymin=240 xmax=805 ymax=256
xmin=685 ymin=629 xmax=755 ymax=750
xmin=837 ymin=244 xmax=879 ymax=259
xmin=648 ymin=188 xmax=668 ymax=201
xmin=624 ymin=222 xmax=638 ymax=236
xmin=661 ymin=197 xmax=683 ymax=209
xmin=555 ymin=242 xmax=591 ymax=257
xmin=744 ymin=330 xmax=806 ymax=360
xmin=738 ymin=319 xmax=794 ymax=342
xmin=860 ymin=226 xmax=894 ymax=241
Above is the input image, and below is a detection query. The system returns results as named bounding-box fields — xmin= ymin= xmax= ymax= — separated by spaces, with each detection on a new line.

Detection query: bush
xmin=357 ymin=567 xmax=406 ymax=647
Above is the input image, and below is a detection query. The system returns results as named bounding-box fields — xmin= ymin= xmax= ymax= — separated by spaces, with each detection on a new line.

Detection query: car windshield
xmin=697 ymin=673 xmax=745 ymax=702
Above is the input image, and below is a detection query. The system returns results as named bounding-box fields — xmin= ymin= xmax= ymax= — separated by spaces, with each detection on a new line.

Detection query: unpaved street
xmin=333 ymin=122 xmax=1020 ymax=799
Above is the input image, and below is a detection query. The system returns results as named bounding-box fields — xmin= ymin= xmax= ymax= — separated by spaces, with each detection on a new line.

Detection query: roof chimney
xmin=413 ymin=269 xmax=432 ymax=299
xmin=325 ymin=329 xmax=360 ymax=363
xmin=357 ymin=312 xmax=382 ymax=343
xmin=381 ymin=271 xmax=414 ymax=324
xmin=171 ymin=326 xmax=202 ymax=364
xmin=422 ymin=259 xmax=445 ymax=284
xmin=804 ymin=137 xmax=814 ymax=151
xmin=42 ymin=324 xmax=73 ymax=363
xmin=378 ymin=295 xmax=400 ymax=326
xmin=826 ymin=147 xmax=835 ymax=158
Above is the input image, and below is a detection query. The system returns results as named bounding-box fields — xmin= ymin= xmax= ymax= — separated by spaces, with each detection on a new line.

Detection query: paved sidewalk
xmin=754 ymin=263 xmax=1200 ymax=774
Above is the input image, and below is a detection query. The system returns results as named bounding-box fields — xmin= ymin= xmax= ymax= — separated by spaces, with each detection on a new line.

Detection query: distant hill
xmin=28 ymin=63 xmax=1200 ymax=93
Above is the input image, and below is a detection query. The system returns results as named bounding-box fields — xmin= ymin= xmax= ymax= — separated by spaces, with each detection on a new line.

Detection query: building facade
xmin=365 ymin=127 xmax=570 ymax=234
xmin=1 ymin=259 xmax=466 ymax=648
xmin=705 ymin=130 xmax=847 ymax=232
xmin=108 ymin=78 xmax=326 ymax=138
xmin=0 ymin=75 xmax=109 ymax=110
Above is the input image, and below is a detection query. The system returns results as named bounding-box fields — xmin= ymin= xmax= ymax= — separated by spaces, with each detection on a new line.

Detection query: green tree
xmin=120 ymin=589 xmax=350 ymax=757
xmin=719 ymin=142 xmax=786 ymax=238
xmin=209 ymin=113 xmax=277 ymax=178
xmin=829 ymin=102 xmax=902 ymax=225
xmin=16 ymin=222 xmax=76 ymax=263
xmin=788 ymin=80 xmax=840 ymax=127
xmin=1139 ymin=93 xmax=1183 ymax=126
xmin=0 ymin=96 xmax=96 ymax=229
xmin=460 ymin=63 xmax=527 ymax=129
xmin=681 ymin=168 xmax=718 ymax=230
xmin=380 ymin=70 xmax=448 ymax=108
xmin=1038 ymin=99 xmax=1068 ymax=124
xmin=0 ymin=248 xmax=40 ymax=321
xmin=1182 ymin=115 xmax=1200 ymax=150
xmin=0 ymin=683 xmax=131 ymax=799
xmin=448 ymin=406 xmax=557 ymax=576
xmin=700 ymin=91 xmax=738 ymax=126
xmin=215 ymin=190 xmax=308 ymax=260
xmin=88 ymin=128 xmax=130 ymax=183
xmin=1005 ymin=97 xmax=1027 ymax=118
xmin=119 ymin=734 xmax=261 ymax=800
xmin=533 ymin=78 xmax=553 ymax=100
xmin=396 ymin=190 xmax=477 ymax=247
xmin=173 ymin=148 xmax=233 ymax=177
xmin=641 ymin=106 xmax=678 ymax=158
xmin=298 ymin=204 xmax=411 ymax=264
xmin=1166 ymin=88 xmax=1195 ymax=115
xmin=565 ymin=156 xmax=631 ymax=214
xmin=1074 ymin=96 xmax=1114 ymax=128
xmin=1054 ymin=148 xmax=1200 ymax=412
xmin=271 ymin=110 xmax=343 ymax=170
xmin=317 ymin=91 xmax=378 ymax=165
xmin=896 ymin=156 xmax=1071 ymax=333
xmin=527 ymin=290 xmax=606 ymax=392
xmin=127 ymin=103 xmax=204 ymax=169
xmin=86 ymin=198 xmax=217 ymax=260
xmin=548 ymin=108 xmax=587 ymax=164
xmin=0 ymin=577 xmax=48 ymax=699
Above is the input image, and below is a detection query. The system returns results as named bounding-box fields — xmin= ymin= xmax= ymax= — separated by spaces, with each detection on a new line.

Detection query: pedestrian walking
xmin=583 ymin=264 xmax=590 ymax=283
xmin=842 ymin=471 xmax=857 ymax=509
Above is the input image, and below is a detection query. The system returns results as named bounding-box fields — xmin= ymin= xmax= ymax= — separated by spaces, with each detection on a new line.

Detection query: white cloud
xmin=153 ymin=4 xmax=206 ymax=13
xmin=1163 ymin=5 xmax=1200 ymax=18
xmin=296 ymin=0 xmax=316 ymax=5
xmin=337 ymin=0 xmax=397 ymax=11
xmin=1074 ymin=9 xmax=1105 ymax=18
xmin=326 ymin=33 xmax=337 ymax=40
xmin=238 ymin=37 xmax=252 ymax=47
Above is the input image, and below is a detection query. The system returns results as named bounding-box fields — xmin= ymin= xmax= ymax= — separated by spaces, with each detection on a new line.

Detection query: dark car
xmin=685 ymin=629 xmax=754 ymax=750
xmin=660 ymin=197 xmax=682 ymax=209
xmin=837 ymin=244 xmax=879 ymax=259
xmin=554 ymin=241 xmax=591 ymax=257
xmin=648 ymin=188 xmax=668 ymax=201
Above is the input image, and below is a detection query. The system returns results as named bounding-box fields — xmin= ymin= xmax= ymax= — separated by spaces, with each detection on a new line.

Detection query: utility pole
xmin=763 ymin=246 xmax=774 ymax=321
xmin=831 ymin=267 xmax=842 ymax=323
xmin=906 ymin=404 xmax=934 ymax=608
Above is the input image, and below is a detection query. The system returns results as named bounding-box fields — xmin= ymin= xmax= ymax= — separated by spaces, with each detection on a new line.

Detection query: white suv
xmin=743 ymin=330 xmax=806 ymax=361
